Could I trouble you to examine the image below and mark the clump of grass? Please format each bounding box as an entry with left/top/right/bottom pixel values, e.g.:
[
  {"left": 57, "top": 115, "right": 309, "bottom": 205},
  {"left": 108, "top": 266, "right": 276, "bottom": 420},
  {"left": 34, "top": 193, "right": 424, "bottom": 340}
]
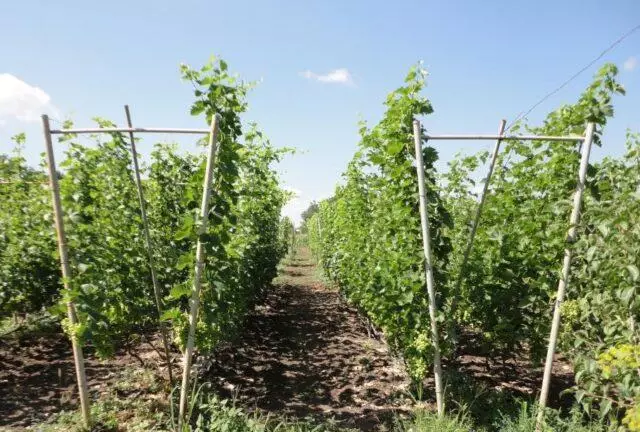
[
  {"left": 191, "top": 395, "right": 354, "bottom": 431},
  {"left": 394, "top": 409, "right": 478, "bottom": 432},
  {"left": 38, "top": 365, "right": 170, "bottom": 431},
  {"left": 175, "top": 387, "right": 354, "bottom": 432},
  {"left": 38, "top": 396, "right": 169, "bottom": 432},
  {"left": 0, "top": 310, "right": 59, "bottom": 338},
  {"left": 496, "top": 402, "right": 613, "bottom": 432},
  {"left": 440, "top": 370, "right": 523, "bottom": 428}
]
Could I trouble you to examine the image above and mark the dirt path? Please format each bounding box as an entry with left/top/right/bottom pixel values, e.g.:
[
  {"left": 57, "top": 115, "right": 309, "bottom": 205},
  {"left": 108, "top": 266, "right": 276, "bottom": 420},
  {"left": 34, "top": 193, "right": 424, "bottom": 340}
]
[
  {"left": 203, "top": 248, "right": 412, "bottom": 430},
  {"left": 0, "top": 248, "right": 411, "bottom": 430}
]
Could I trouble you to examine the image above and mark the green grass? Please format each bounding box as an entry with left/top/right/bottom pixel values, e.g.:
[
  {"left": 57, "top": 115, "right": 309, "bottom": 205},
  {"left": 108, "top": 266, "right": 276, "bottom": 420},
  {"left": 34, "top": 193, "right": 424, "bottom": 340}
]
[
  {"left": 495, "top": 402, "right": 613, "bottom": 432},
  {"left": 0, "top": 311, "right": 59, "bottom": 338},
  {"left": 189, "top": 396, "right": 355, "bottom": 432},
  {"left": 394, "top": 409, "right": 477, "bottom": 432},
  {"left": 37, "top": 365, "right": 170, "bottom": 431},
  {"left": 34, "top": 385, "right": 618, "bottom": 432}
]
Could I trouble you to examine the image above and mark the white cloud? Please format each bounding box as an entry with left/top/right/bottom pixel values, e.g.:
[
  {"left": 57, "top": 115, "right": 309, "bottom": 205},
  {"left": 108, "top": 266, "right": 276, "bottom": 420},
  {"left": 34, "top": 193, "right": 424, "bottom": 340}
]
[
  {"left": 624, "top": 56, "right": 638, "bottom": 72},
  {"left": 0, "top": 74, "right": 58, "bottom": 124},
  {"left": 300, "top": 68, "right": 354, "bottom": 85}
]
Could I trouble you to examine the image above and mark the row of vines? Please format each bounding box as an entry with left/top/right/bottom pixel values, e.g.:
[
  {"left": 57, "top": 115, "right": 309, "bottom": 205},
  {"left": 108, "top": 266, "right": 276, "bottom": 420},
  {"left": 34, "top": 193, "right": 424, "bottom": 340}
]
[
  {"left": 0, "top": 57, "right": 292, "bottom": 359},
  {"left": 306, "top": 64, "right": 640, "bottom": 428}
]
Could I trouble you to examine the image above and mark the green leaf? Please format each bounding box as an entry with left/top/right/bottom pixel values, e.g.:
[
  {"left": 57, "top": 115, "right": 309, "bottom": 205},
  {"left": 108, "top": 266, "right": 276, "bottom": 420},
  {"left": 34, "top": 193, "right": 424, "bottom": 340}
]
[
  {"left": 160, "top": 308, "right": 182, "bottom": 321},
  {"left": 398, "top": 291, "right": 414, "bottom": 306},
  {"left": 620, "top": 286, "right": 635, "bottom": 303},
  {"left": 168, "top": 284, "right": 191, "bottom": 300},
  {"left": 626, "top": 264, "right": 639, "bottom": 281},
  {"left": 175, "top": 215, "right": 194, "bottom": 240},
  {"left": 176, "top": 253, "right": 193, "bottom": 270},
  {"left": 387, "top": 141, "right": 404, "bottom": 155},
  {"left": 598, "top": 398, "right": 612, "bottom": 419}
]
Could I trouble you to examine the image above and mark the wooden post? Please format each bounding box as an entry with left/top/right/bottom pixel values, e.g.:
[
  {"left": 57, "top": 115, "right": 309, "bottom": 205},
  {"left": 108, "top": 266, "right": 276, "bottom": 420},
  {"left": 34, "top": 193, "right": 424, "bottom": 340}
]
[
  {"left": 452, "top": 120, "right": 506, "bottom": 299},
  {"left": 412, "top": 119, "right": 445, "bottom": 415},
  {"left": 124, "top": 105, "right": 174, "bottom": 385},
  {"left": 291, "top": 224, "right": 296, "bottom": 257},
  {"left": 178, "top": 114, "right": 220, "bottom": 429},
  {"left": 536, "top": 122, "right": 596, "bottom": 428},
  {"left": 42, "top": 114, "right": 91, "bottom": 427}
]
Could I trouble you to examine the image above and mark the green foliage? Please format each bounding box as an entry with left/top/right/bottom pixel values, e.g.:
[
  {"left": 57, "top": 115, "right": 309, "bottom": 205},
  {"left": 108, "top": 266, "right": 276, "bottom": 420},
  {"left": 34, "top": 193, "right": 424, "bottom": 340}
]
[
  {"left": 308, "top": 63, "right": 452, "bottom": 382},
  {"left": 279, "top": 216, "right": 296, "bottom": 258},
  {"left": 395, "top": 409, "right": 476, "bottom": 432},
  {"left": 441, "top": 64, "right": 639, "bottom": 424},
  {"left": 190, "top": 396, "right": 353, "bottom": 432},
  {"left": 0, "top": 56, "right": 289, "bottom": 360},
  {"left": 496, "top": 402, "right": 610, "bottom": 432},
  {"left": 0, "top": 134, "right": 60, "bottom": 316},
  {"left": 57, "top": 119, "right": 154, "bottom": 355},
  {"left": 563, "top": 131, "right": 640, "bottom": 424},
  {"left": 442, "top": 64, "right": 625, "bottom": 360},
  {"left": 300, "top": 201, "right": 319, "bottom": 232},
  {"left": 160, "top": 56, "right": 290, "bottom": 351},
  {"left": 309, "top": 62, "right": 638, "bottom": 426},
  {"left": 147, "top": 143, "right": 200, "bottom": 294},
  {"left": 3, "top": 57, "right": 639, "bottom": 430}
]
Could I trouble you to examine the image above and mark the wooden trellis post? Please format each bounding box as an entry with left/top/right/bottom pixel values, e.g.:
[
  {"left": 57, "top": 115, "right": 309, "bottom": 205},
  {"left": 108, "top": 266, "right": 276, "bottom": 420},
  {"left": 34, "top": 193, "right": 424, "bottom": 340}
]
[
  {"left": 536, "top": 122, "right": 596, "bottom": 428},
  {"left": 178, "top": 114, "right": 221, "bottom": 430},
  {"left": 42, "top": 114, "right": 91, "bottom": 427},
  {"left": 43, "top": 117, "right": 214, "bottom": 429},
  {"left": 124, "top": 105, "right": 174, "bottom": 385},
  {"left": 412, "top": 119, "right": 445, "bottom": 416},
  {"left": 452, "top": 119, "right": 506, "bottom": 296}
]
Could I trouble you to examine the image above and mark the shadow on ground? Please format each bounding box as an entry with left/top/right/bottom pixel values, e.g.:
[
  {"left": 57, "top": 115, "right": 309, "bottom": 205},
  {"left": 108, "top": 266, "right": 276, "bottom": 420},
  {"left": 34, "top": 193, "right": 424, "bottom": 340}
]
[
  {"left": 0, "top": 248, "right": 576, "bottom": 431},
  {"left": 203, "top": 249, "right": 575, "bottom": 430},
  {"left": 0, "top": 327, "right": 171, "bottom": 428},
  {"left": 203, "top": 249, "right": 412, "bottom": 431}
]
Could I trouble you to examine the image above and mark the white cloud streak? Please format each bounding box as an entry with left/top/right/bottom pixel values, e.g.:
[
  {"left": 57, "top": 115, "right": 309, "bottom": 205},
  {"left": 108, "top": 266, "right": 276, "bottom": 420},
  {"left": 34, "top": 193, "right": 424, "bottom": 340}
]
[
  {"left": 300, "top": 68, "right": 354, "bottom": 85},
  {"left": 623, "top": 56, "right": 638, "bottom": 72},
  {"left": 0, "top": 74, "right": 58, "bottom": 124}
]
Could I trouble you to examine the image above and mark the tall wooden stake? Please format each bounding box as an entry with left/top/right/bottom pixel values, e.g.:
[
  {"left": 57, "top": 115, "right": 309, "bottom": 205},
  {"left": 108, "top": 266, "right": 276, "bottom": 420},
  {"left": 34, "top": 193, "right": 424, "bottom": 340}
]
[
  {"left": 536, "top": 122, "right": 596, "bottom": 428},
  {"left": 178, "top": 114, "right": 220, "bottom": 430},
  {"left": 42, "top": 114, "right": 91, "bottom": 427},
  {"left": 124, "top": 105, "right": 174, "bottom": 386},
  {"left": 452, "top": 120, "right": 506, "bottom": 297},
  {"left": 412, "top": 119, "right": 444, "bottom": 415}
]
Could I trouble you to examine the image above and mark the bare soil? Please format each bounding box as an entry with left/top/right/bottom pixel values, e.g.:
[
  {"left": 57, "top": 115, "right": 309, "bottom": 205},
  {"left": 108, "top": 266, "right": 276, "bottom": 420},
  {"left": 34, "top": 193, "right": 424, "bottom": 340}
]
[
  {"left": 0, "top": 247, "right": 574, "bottom": 430},
  {"left": 0, "top": 328, "right": 170, "bottom": 429},
  {"left": 202, "top": 249, "right": 413, "bottom": 430}
]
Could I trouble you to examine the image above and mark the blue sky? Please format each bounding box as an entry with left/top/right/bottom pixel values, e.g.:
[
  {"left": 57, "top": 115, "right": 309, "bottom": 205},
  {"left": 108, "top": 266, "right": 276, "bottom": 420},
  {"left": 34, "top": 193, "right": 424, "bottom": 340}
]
[{"left": 1, "top": 0, "right": 639, "bottom": 224}]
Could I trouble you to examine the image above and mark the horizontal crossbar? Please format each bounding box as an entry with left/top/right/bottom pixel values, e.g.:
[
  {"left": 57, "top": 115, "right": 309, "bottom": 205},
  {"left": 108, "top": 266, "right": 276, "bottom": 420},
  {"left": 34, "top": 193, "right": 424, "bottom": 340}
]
[
  {"left": 49, "top": 127, "right": 211, "bottom": 135},
  {"left": 425, "top": 134, "right": 585, "bottom": 142}
]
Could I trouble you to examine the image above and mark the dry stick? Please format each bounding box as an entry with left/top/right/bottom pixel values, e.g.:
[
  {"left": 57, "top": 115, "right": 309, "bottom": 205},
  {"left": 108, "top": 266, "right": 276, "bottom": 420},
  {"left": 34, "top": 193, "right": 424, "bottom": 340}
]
[
  {"left": 178, "top": 114, "right": 221, "bottom": 430},
  {"left": 412, "top": 119, "right": 445, "bottom": 416},
  {"left": 291, "top": 224, "right": 296, "bottom": 256},
  {"left": 42, "top": 114, "right": 91, "bottom": 427},
  {"left": 451, "top": 120, "right": 506, "bottom": 307},
  {"left": 536, "top": 122, "right": 596, "bottom": 429},
  {"left": 124, "top": 105, "right": 174, "bottom": 386}
]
